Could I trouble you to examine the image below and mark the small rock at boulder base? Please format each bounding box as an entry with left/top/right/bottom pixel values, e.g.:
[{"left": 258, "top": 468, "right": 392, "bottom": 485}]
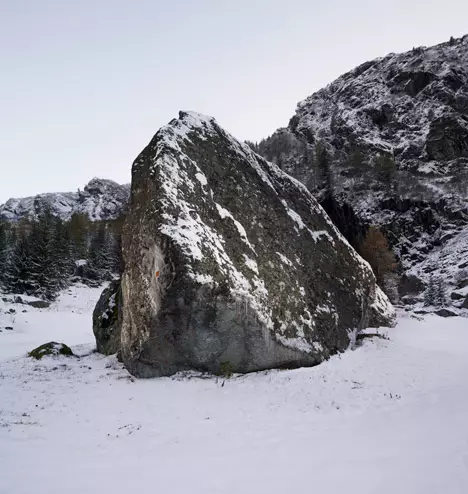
[
  {"left": 116, "top": 111, "right": 394, "bottom": 378},
  {"left": 28, "top": 342, "right": 74, "bottom": 360},
  {"left": 398, "top": 274, "right": 425, "bottom": 297},
  {"left": 435, "top": 308, "right": 458, "bottom": 318},
  {"left": 27, "top": 300, "right": 51, "bottom": 309},
  {"left": 462, "top": 297, "right": 468, "bottom": 309},
  {"left": 401, "top": 296, "right": 421, "bottom": 306},
  {"left": 93, "top": 279, "right": 122, "bottom": 355}
]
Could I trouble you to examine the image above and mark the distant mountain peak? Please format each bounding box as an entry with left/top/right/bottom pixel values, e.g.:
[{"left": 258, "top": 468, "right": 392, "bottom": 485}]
[{"left": 0, "top": 178, "right": 130, "bottom": 222}]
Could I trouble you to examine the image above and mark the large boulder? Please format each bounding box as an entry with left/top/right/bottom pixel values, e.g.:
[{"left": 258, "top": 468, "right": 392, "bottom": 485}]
[
  {"left": 119, "top": 111, "right": 394, "bottom": 377},
  {"left": 93, "top": 279, "right": 122, "bottom": 355}
]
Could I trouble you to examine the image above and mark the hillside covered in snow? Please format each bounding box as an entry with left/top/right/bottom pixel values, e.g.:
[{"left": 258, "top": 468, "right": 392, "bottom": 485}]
[
  {"left": 255, "top": 35, "right": 468, "bottom": 309},
  {"left": 0, "top": 178, "right": 130, "bottom": 222}
]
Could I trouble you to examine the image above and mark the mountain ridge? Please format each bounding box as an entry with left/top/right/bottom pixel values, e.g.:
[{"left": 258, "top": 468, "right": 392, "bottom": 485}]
[
  {"left": 0, "top": 178, "right": 130, "bottom": 222},
  {"left": 254, "top": 34, "right": 468, "bottom": 309}
]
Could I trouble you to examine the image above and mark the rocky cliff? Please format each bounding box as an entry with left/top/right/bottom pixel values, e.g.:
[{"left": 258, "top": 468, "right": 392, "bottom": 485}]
[
  {"left": 118, "top": 111, "right": 394, "bottom": 378},
  {"left": 256, "top": 35, "right": 468, "bottom": 308},
  {"left": 0, "top": 178, "right": 130, "bottom": 222}
]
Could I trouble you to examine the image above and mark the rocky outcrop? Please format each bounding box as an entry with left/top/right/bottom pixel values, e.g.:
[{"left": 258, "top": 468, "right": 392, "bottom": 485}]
[
  {"left": 255, "top": 35, "right": 468, "bottom": 307},
  {"left": 118, "top": 111, "right": 394, "bottom": 378},
  {"left": 0, "top": 178, "right": 130, "bottom": 222},
  {"left": 93, "top": 280, "right": 122, "bottom": 355}
]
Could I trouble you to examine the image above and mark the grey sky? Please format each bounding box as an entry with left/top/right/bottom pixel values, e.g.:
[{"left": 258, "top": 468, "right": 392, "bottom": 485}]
[{"left": 1, "top": 0, "right": 467, "bottom": 203}]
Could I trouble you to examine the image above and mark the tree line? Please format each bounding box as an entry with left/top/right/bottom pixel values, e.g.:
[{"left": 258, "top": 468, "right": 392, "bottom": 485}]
[{"left": 0, "top": 204, "right": 122, "bottom": 300}]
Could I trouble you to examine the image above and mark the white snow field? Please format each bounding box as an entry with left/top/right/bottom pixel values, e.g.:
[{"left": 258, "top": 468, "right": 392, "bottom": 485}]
[{"left": 1, "top": 286, "right": 468, "bottom": 494}]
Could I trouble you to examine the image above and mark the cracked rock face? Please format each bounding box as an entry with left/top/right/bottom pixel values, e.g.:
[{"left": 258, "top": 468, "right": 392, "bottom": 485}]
[{"left": 119, "top": 111, "right": 394, "bottom": 377}]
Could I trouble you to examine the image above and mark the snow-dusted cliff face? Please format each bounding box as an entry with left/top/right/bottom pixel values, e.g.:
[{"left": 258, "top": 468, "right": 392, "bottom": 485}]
[
  {"left": 257, "top": 35, "right": 468, "bottom": 306},
  {"left": 0, "top": 178, "right": 130, "bottom": 222},
  {"left": 118, "top": 111, "right": 394, "bottom": 377}
]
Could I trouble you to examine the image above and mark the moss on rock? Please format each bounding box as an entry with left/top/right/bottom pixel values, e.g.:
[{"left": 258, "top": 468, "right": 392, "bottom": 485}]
[{"left": 28, "top": 342, "right": 74, "bottom": 360}]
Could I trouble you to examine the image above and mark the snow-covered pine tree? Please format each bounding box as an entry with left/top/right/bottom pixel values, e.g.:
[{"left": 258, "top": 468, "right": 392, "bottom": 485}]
[
  {"left": 0, "top": 219, "right": 7, "bottom": 287},
  {"left": 107, "top": 216, "right": 125, "bottom": 275},
  {"left": 4, "top": 233, "right": 35, "bottom": 295},
  {"left": 52, "top": 216, "right": 73, "bottom": 287},
  {"left": 315, "top": 141, "right": 333, "bottom": 196},
  {"left": 424, "top": 274, "right": 437, "bottom": 306},
  {"left": 27, "top": 205, "right": 62, "bottom": 300},
  {"left": 88, "top": 223, "right": 113, "bottom": 280},
  {"left": 68, "top": 212, "right": 90, "bottom": 261},
  {"left": 435, "top": 277, "right": 448, "bottom": 307}
]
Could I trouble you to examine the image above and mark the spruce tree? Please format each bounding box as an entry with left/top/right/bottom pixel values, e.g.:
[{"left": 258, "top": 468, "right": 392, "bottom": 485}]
[
  {"left": 68, "top": 213, "right": 90, "bottom": 261},
  {"left": 0, "top": 220, "right": 7, "bottom": 287},
  {"left": 88, "top": 223, "right": 113, "bottom": 280},
  {"left": 52, "top": 216, "right": 72, "bottom": 287},
  {"left": 108, "top": 217, "right": 125, "bottom": 274},
  {"left": 424, "top": 274, "right": 437, "bottom": 306},
  {"left": 27, "top": 205, "right": 61, "bottom": 300},
  {"left": 374, "top": 154, "right": 397, "bottom": 184},
  {"left": 349, "top": 149, "right": 366, "bottom": 168},
  {"left": 5, "top": 233, "right": 35, "bottom": 295},
  {"left": 315, "top": 142, "right": 333, "bottom": 196},
  {"left": 435, "top": 277, "right": 448, "bottom": 307}
]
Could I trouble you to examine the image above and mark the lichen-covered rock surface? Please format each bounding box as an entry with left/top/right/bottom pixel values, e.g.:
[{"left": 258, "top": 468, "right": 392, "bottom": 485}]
[
  {"left": 120, "top": 111, "right": 394, "bottom": 377},
  {"left": 28, "top": 342, "right": 74, "bottom": 360}
]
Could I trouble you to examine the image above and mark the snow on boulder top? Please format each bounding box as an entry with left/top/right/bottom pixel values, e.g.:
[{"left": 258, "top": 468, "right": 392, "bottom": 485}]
[
  {"left": 0, "top": 178, "right": 130, "bottom": 222},
  {"left": 118, "top": 110, "right": 394, "bottom": 378}
]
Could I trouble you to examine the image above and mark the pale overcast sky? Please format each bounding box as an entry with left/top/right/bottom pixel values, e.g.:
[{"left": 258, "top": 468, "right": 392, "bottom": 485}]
[{"left": 1, "top": 0, "right": 467, "bottom": 202}]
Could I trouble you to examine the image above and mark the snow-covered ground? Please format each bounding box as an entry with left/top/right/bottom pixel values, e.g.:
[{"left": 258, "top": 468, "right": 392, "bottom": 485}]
[{"left": 1, "top": 286, "right": 467, "bottom": 494}]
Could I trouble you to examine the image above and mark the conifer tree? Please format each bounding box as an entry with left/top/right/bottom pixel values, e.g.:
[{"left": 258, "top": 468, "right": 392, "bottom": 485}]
[
  {"left": 88, "top": 223, "right": 113, "bottom": 279},
  {"left": 0, "top": 220, "right": 7, "bottom": 287},
  {"left": 315, "top": 141, "right": 333, "bottom": 196},
  {"left": 4, "top": 233, "right": 35, "bottom": 295},
  {"left": 28, "top": 206, "right": 61, "bottom": 299},
  {"left": 374, "top": 153, "right": 397, "bottom": 184},
  {"left": 52, "top": 216, "right": 73, "bottom": 286},
  {"left": 68, "top": 213, "right": 90, "bottom": 261},
  {"left": 435, "top": 277, "right": 448, "bottom": 307},
  {"left": 424, "top": 274, "right": 437, "bottom": 306}
]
